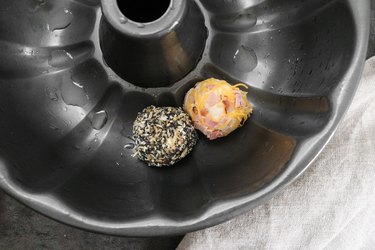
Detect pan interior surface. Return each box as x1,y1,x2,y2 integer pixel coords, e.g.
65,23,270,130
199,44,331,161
0,0,367,236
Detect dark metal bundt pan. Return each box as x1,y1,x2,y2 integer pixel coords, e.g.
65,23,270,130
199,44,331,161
0,0,369,236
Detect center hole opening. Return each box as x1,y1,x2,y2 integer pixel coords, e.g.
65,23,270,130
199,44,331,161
117,0,171,23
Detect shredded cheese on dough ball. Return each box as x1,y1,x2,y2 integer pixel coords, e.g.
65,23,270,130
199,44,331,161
183,78,253,140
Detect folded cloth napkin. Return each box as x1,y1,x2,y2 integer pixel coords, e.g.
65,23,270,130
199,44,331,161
178,57,375,250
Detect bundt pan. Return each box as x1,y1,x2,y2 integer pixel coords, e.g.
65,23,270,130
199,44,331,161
0,0,369,236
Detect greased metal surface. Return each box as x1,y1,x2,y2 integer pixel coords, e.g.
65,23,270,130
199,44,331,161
0,0,369,236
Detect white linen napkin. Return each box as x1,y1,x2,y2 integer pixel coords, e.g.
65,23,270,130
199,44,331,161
178,57,375,250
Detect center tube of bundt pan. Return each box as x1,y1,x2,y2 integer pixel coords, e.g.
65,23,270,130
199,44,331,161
100,0,207,88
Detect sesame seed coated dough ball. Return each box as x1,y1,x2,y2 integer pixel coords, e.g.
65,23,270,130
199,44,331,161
133,106,198,167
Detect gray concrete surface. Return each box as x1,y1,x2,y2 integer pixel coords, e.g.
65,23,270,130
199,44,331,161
368,0,375,59
0,190,182,250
